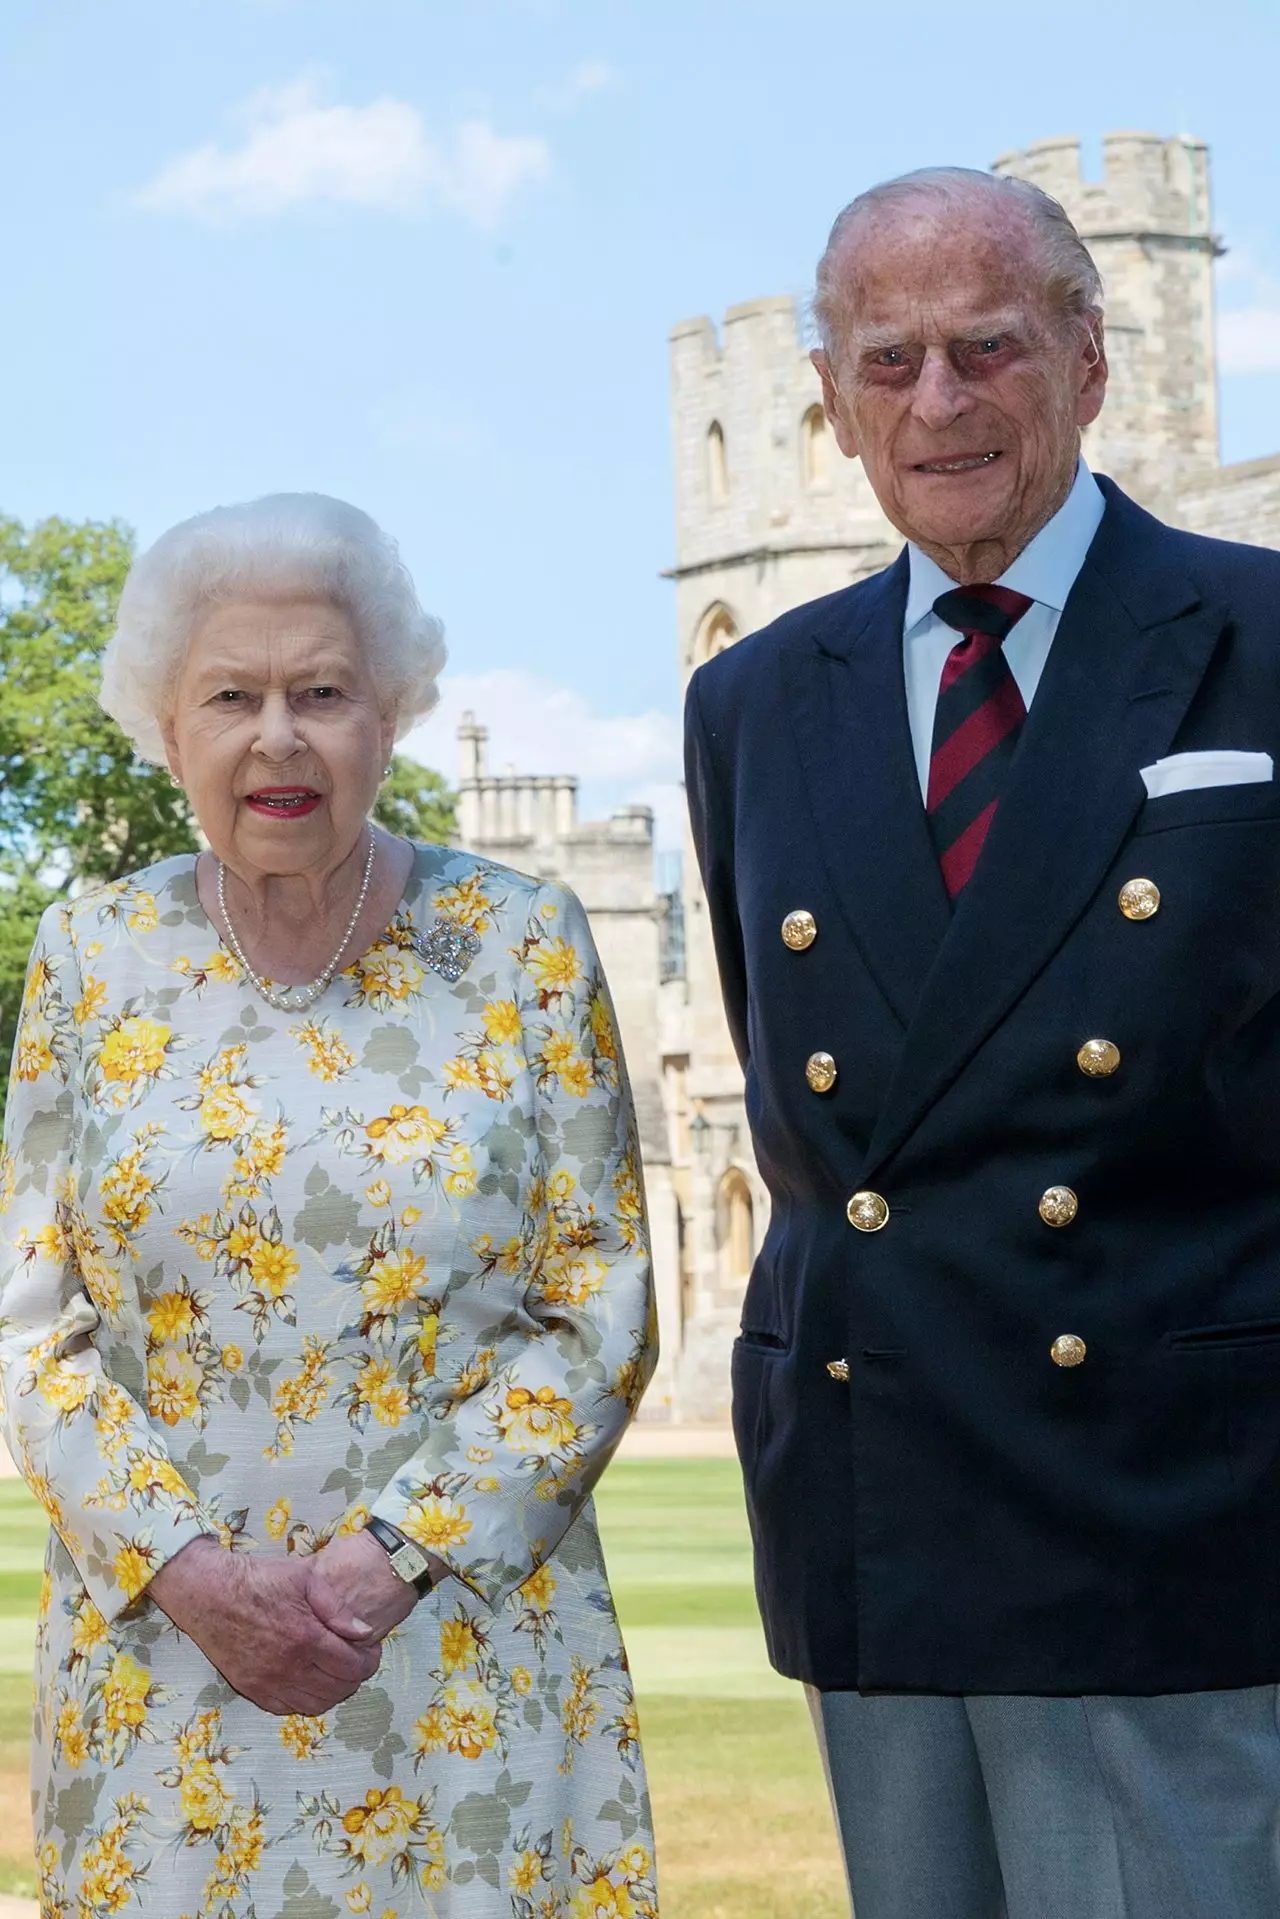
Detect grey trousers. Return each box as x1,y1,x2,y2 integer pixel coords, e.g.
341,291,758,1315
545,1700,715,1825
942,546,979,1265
807,1685,1280,1919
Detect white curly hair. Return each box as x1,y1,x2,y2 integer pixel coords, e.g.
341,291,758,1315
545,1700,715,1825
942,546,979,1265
100,493,447,763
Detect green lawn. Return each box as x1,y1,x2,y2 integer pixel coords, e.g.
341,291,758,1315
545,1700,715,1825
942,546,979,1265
0,1463,847,1916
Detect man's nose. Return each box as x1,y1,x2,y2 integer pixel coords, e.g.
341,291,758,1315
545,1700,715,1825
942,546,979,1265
911,348,971,431
254,693,303,761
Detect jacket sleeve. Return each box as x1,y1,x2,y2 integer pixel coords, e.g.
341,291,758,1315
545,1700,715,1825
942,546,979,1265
368,880,658,1607
0,904,215,1625
684,664,750,1070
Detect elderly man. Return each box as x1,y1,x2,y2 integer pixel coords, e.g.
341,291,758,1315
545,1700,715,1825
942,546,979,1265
684,168,1280,1918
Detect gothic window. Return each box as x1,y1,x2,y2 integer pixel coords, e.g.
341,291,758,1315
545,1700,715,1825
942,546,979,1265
707,420,729,501
694,603,739,666
721,1169,754,1283
803,404,831,489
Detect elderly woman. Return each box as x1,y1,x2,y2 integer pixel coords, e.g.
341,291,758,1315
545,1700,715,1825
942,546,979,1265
0,494,659,1919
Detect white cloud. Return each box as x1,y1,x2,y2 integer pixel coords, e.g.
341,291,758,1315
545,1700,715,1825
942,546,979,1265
1218,305,1280,375
535,59,617,112
132,76,549,227
398,668,685,851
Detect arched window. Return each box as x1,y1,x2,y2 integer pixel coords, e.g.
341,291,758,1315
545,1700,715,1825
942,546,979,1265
803,404,831,489
707,420,728,502
721,1169,754,1283
693,603,739,666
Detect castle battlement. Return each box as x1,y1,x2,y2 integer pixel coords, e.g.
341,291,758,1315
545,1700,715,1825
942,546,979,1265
993,132,1215,244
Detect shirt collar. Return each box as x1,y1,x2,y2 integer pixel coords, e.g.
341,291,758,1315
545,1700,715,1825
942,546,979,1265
904,460,1106,635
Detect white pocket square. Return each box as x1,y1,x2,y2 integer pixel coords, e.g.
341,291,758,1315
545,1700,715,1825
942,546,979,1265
1140,750,1274,799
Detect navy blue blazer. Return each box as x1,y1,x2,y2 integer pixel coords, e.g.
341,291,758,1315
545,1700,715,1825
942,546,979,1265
685,477,1280,1694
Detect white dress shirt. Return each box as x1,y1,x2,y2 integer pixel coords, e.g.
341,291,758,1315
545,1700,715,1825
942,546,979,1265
902,462,1106,797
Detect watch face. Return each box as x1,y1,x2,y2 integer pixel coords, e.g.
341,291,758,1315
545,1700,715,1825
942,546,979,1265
391,1541,429,1585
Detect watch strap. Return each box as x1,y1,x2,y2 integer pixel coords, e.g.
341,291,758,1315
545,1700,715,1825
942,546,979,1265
364,1514,434,1593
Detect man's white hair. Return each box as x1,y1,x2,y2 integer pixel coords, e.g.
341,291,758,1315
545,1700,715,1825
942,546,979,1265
100,493,447,763
813,166,1104,358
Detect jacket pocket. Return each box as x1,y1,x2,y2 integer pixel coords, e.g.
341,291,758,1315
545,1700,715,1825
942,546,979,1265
1169,1317,1280,1351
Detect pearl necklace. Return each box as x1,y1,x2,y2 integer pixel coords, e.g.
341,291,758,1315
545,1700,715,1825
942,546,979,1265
216,830,377,1013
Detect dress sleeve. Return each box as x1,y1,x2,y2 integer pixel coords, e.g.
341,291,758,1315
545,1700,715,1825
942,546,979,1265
0,903,215,1624
369,880,658,1606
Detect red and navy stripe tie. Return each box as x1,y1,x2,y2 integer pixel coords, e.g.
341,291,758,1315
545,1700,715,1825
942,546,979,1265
927,584,1034,899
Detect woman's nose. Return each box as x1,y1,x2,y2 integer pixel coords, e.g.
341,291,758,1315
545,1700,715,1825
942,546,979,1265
253,693,303,761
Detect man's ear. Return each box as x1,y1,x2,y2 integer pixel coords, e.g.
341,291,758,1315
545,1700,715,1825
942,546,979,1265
1076,317,1108,430
810,348,860,458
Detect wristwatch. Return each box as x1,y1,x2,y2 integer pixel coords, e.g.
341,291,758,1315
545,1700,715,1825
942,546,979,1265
364,1514,435,1594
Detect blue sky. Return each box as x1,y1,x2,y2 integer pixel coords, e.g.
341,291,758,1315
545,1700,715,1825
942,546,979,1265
3,0,1279,848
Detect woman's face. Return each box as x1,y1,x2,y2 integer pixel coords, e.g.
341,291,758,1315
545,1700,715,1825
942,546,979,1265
162,597,395,882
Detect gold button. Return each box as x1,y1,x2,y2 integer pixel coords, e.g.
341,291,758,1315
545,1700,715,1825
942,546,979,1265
1077,1038,1121,1078
1039,1186,1079,1228
1050,1334,1087,1369
847,1190,890,1232
781,909,817,951
826,1358,850,1382
1119,878,1160,921
806,1051,837,1093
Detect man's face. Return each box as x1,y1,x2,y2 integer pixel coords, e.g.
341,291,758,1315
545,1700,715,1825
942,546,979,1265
811,202,1107,567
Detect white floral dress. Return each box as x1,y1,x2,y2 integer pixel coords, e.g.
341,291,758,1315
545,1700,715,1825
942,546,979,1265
0,845,658,1919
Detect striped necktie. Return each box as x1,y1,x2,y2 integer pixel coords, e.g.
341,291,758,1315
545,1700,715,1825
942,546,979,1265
927,584,1034,899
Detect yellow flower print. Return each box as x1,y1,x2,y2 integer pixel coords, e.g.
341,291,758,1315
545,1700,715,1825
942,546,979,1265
570,1873,636,1919
225,1222,261,1265
180,1756,233,1833
439,1617,480,1673
73,975,109,1026
113,1542,159,1602
402,1494,471,1554
37,1356,95,1417
466,1445,493,1464
510,1849,546,1894
442,1683,498,1760
365,1179,392,1208
265,1497,291,1539
483,999,522,1046
203,948,240,984
520,1564,557,1614
497,1384,580,1454
126,892,159,932
443,1055,483,1092
200,1082,258,1142
350,946,424,1003
541,1032,578,1075
527,937,582,998
147,1346,203,1426
248,1238,299,1298
412,1706,447,1756
222,1344,244,1373
227,1803,265,1873
55,1696,89,1769
401,1204,421,1226
362,1247,428,1318
148,1291,196,1344
539,1248,608,1310
71,1598,110,1662
351,1356,409,1428
443,1143,477,1198
433,870,498,934
559,1058,592,1099
365,1103,448,1167
347,1886,373,1914
291,1016,357,1082
102,1652,153,1735
474,1476,500,1493
511,1665,533,1695
99,1015,171,1085
280,1712,329,1759
14,1020,55,1081
589,990,618,1062
340,1785,417,1867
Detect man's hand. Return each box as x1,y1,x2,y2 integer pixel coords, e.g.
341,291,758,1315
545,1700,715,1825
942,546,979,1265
307,1530,420,1646
148,1537,383,1715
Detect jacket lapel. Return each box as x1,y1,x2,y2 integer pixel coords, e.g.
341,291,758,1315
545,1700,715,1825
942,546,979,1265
784,552,951,1028
858,480,1227,1180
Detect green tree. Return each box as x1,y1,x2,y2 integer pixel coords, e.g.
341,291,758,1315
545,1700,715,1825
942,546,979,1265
373,754,457,845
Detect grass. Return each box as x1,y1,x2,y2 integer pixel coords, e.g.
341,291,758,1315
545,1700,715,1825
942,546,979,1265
0,1462,847,1915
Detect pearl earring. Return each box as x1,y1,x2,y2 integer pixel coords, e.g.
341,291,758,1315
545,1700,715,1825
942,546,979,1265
169,774,182,790
383,765,393,779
